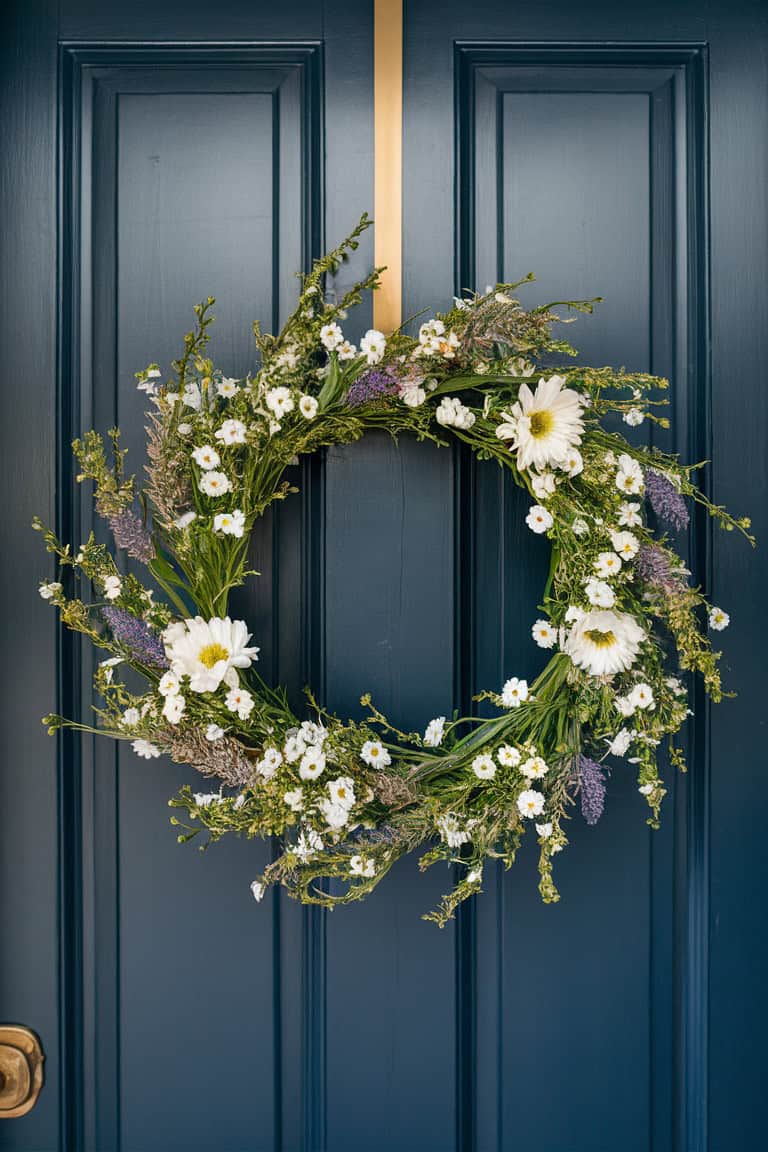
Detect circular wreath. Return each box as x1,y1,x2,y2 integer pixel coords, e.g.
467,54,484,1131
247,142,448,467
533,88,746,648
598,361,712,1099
36,215,751,925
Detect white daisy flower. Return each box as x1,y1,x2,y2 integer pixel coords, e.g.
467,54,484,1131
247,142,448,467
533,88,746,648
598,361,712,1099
594,551,622,578
521,755,548,780
164,616,259,693
162,693,186,725
532,619,557,648
213,510,246,538
572,517,589,536
623,408,645,426
618,502,642,528
629,682,655,710
559,447,584,477
531,471,557,501
501,677,529,708
584,577,616,609
299,721,327,746
299,394,318,420
497,744,521,768
225,686,254,720
258,747,283,779
350,855,376,877
495,375,584,472
205,723,225,741
360,329,387,364
360,739,391,769
39,581,62,600
215,419,247,446
265,386,295,418
614,694,636,717
199,471,232,497
607,729,634,757
192,445,221,470
299,746,326,781
615,454,645,495
437,813,471,848
419,318,445,343
708,606,730,631
284,788,304,812
327,776,356,809
526,504,553,534
472,753,496,780
319,799,350,829
158,671,181,697
284,734,306,763
535,821,553,838
275,348,299,370
564,609,645,677
174,510,197,530
132,739,161,759
400,384,427,408
517,789,545,818
424,716,446,747
102,574,122,601
320,322,344,351
610,530,640,560
217,377,239,398
337,340,358,361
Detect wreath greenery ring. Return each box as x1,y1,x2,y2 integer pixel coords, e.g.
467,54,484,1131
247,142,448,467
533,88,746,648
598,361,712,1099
36,216,752,925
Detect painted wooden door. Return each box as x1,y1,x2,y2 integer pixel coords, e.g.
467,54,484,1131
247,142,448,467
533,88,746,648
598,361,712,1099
1,2,766,1151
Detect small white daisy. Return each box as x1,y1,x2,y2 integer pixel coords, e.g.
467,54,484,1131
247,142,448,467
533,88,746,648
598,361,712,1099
199,471,232,497
299,746,326,781
320,322,344,350
472,753,497,780
158,671,181,697
618,502,643,528
39,581,62,600
217,377,239,398
225,686,254,720
629,682,655,710
497,744,521,768
132,739,161,759
517,789,545,819
610,530,640,561
265,386,295,418
162,693,186,725
594,551,622,578
360,739,391,769
299,394,318,420
213,510,246,538
708,606,730,631
623,408,645,426
526,504,553,534
424,716,446,747
532,619,557,648
192,445,221,471
215,419,247,446
284,788,304,812
360,329,386,364
205,724,225,742
501,677,529,708
584,576,616,609
521,755,548,780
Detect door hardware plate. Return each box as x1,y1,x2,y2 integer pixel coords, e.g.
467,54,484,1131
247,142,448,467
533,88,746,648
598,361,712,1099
0,1027,44,1118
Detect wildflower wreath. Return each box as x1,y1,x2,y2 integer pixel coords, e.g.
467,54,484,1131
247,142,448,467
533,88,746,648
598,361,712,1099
36,216,752,925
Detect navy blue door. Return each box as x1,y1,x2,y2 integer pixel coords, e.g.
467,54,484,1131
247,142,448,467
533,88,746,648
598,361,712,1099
1,2,767,1151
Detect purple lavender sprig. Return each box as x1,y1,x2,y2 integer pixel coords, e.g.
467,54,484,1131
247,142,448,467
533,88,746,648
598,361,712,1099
346,368,399,407
578,756,606,826
102,606,169,668
644,469,689,531
636,544,686,593
108,510,156,562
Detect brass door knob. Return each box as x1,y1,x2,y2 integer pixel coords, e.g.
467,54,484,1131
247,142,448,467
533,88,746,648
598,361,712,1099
0,1027,44,1118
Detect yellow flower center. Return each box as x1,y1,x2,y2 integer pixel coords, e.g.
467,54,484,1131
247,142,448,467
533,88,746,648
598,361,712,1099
584,628,617,649
198,642,229,668
337,787,347,800
529,409,554,438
